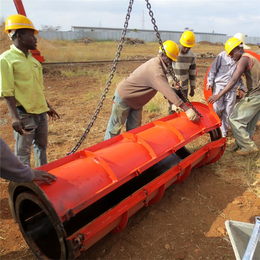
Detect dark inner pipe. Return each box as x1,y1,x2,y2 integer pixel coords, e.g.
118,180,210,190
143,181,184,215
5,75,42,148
63,147,190,236
16,195,63,259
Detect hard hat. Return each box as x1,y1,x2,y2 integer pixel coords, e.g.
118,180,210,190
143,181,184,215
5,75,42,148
5,14,39,34
180,31,196,48
225,37,242,56
233,33,251,49
159,40,179,61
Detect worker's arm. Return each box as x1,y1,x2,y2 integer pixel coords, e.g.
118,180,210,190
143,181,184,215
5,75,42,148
189,57,196,97
4,96,24,135
153,75,199,122
207,56,249,104
0,137,56,184
206,54,222,90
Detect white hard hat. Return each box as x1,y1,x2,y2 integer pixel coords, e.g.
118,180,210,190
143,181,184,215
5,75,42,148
233,33,251,49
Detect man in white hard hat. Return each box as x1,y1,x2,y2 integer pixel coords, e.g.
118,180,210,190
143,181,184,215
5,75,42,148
233,33,251,50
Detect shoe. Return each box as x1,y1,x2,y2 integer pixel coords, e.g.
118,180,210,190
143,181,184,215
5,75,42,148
236,148,259,155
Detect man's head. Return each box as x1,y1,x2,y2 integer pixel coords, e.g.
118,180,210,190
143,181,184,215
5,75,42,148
5,14,38,39
233,33,251,50
179,31,195,54
225,37,243,61
159,40,179,64
5,14,38,51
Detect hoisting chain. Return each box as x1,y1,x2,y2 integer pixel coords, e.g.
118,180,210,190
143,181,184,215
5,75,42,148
68,0,202,155
145,0,203,119
67,0,134,155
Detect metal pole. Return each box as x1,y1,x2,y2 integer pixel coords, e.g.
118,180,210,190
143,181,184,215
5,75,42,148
242,216,260,260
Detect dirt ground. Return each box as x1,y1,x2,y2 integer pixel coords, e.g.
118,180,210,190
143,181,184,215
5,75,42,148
0,54,260,260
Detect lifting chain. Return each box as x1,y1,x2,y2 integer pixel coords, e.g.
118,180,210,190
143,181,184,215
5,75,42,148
145,0,203,119
68,0,202,155
67,0,134,155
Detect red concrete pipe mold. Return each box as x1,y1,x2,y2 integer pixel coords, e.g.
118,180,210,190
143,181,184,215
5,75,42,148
8,102,226,259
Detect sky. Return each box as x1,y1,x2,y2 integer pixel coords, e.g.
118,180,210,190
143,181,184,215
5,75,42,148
1,0,260,37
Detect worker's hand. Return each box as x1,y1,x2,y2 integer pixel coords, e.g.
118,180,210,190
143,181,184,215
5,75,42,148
189,89,195,97
185,108,199,122
238,89,245,99
33,170,57,185
47,107,60,121
206,84,212,91
171,104,184,114
175,81,182,90
12,119,25,135
207,94,220,104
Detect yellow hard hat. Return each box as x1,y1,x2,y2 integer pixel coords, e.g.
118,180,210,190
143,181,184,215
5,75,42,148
225,37,242,56
5,14,39,34
159,40,179,61
180,31,196,48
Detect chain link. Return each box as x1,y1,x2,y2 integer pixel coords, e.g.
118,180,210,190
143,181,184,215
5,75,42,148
145,0,203,119
68,0,202,155
67,0,134,155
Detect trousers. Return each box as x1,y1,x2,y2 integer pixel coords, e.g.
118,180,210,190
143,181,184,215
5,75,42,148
14,106,48,167
213,87,237,137
104,90,142,140
229,95,260,150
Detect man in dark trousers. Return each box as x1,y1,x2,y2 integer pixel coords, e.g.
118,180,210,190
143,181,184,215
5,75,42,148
0,14,60,167
104,40,199,140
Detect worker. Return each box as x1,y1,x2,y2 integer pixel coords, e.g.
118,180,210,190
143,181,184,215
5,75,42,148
233,32,251,50
0,14,60,167
208,37,260,155
168,31,197,114
206,34,246,137
104,40,199,140
0,137,56,184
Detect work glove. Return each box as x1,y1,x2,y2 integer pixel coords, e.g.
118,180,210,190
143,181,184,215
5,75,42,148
185,108,199,122
171,104,184,114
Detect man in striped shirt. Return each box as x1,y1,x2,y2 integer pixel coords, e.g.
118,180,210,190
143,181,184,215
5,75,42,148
168,31,197,114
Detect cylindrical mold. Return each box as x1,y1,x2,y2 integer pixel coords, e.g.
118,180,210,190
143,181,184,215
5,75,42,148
8,102,226,259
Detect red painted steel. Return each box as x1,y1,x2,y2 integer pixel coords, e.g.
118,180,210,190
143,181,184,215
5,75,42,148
8,102,226,259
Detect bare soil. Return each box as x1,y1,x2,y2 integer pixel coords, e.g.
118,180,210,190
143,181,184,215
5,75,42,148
0,56,260,260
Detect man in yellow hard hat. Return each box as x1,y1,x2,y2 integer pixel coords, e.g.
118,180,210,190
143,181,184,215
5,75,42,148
167,31,197,114
208,37,260,155
104,40,199,140
0,14,60,167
